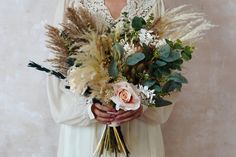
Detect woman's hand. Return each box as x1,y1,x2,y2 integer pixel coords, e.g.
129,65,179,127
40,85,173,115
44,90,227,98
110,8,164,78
114,105,143,124
92,103,116,124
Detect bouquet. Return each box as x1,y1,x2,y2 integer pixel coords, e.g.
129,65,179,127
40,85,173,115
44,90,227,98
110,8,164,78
28,5,213,157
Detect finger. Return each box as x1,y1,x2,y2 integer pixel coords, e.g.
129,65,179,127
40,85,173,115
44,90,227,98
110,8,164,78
94,108,116,118
115,110,137,121
117,111,141,124
115,106,143,116
96,117,114,124
115,106,143,122
112,110,126,115
95,103,116,112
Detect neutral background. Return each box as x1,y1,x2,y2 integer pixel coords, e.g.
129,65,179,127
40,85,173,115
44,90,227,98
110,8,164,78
0,0,235,157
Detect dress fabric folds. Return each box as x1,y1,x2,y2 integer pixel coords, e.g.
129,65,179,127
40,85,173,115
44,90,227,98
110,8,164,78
47,0,178,156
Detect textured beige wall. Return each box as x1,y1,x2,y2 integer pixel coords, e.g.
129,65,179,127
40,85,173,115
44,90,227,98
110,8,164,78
163,0,236,157
0,0,58,156
0,0,235,157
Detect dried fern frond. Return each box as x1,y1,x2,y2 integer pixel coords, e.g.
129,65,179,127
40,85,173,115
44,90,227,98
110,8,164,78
46,7,107,75
151,5,214,43
63,7,106,43
67,30,113,100
45,25,69,75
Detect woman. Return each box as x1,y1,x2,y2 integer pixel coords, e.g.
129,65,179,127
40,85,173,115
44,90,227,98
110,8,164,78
47,0,179,156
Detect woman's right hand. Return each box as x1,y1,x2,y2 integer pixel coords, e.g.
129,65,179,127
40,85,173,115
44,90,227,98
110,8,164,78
91,103,117,124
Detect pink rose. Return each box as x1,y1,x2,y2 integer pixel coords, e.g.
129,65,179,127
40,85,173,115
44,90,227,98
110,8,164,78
110,82,141,111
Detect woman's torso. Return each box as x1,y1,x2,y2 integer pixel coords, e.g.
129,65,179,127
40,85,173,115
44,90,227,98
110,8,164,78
57,0,165,157
69,0,156,25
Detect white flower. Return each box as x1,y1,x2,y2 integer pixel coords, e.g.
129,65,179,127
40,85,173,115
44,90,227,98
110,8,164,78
155,39,167,48
139,29,154,45
119,39,126,46
67,66,96,95
123,42,136,57
138,85,156,104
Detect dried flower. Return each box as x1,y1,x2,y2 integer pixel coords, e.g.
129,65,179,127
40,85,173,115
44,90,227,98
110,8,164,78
138,85,156,104
123,42,136,58
139,29,154,45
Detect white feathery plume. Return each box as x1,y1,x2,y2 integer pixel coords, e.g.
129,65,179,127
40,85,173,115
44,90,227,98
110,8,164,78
152,4,215,43
180,19,214,42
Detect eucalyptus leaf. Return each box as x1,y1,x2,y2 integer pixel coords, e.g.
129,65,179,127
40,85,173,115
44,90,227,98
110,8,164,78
154,96,172,107
108,59,119,79
155,60,167,66
161,50,181,62
169,72,188,84
159,44,171,58
113,43,125,59
132,16,146,31
153,85,162,93
143,80,156,88
162,80,182,93
126,52,145,66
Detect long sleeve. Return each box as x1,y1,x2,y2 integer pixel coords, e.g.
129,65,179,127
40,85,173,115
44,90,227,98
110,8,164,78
46,0,95,126
139,92,180,124
47,75,96,126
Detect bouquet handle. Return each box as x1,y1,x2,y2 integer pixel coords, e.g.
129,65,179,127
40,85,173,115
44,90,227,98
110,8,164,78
93,123,130,157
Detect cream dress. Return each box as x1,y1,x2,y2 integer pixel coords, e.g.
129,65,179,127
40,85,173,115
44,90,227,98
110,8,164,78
47,0,179,156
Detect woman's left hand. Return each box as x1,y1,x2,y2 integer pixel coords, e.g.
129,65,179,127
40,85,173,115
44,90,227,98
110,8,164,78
113,105,143,124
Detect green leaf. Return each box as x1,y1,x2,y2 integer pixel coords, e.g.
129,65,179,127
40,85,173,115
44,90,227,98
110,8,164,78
143,80,156,88
158,68,171,76
173,39,183,49
132,16,146,31
169,72,188,84
126,52,145,66
159,44,171,58
154,96,172,107
161,50,181,62
185,46,193,54
153,85,162,93
168,59,183,71
165,39,174,47
142,43,152,61
162,80,182,93
182,46,193,61
182,52,192,61
155,60,167,66
142,43,151,53
113,43,124,59
108,59,119,79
